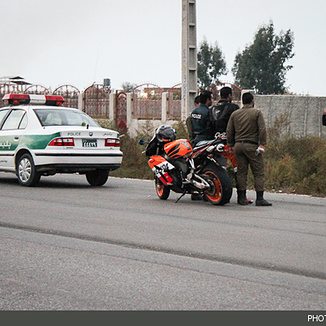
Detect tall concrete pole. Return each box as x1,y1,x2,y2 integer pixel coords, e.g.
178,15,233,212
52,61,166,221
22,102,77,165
181,0,197,120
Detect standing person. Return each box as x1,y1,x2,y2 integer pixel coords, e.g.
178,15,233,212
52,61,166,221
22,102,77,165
188,91,213,201
210,86,240,169
191,90,213,146
209,86,239,137
186,95,201,144
226,92,272,206
209,86,253,204
194,95,200,108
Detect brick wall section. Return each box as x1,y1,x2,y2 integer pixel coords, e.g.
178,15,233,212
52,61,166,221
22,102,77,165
255,95,326,139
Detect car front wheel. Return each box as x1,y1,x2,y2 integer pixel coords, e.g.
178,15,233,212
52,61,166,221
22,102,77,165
17,153,41,187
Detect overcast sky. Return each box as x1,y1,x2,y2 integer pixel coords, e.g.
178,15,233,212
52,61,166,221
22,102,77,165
1,0,325,96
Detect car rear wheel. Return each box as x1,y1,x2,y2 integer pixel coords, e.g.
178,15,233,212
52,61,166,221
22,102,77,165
86,169,109,186
17,153,41,187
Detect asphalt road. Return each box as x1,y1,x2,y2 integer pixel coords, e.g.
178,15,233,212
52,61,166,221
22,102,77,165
0,172,325,310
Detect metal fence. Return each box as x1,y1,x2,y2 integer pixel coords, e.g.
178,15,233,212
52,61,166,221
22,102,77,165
167,83,182,120
2,80,324,139
132,83,163,120
83,84,111,118
53,85,80,108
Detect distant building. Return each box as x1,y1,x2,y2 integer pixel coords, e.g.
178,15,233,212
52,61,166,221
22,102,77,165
0,76,32,93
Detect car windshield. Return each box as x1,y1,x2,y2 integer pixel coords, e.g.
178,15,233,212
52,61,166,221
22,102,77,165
34,108,100,127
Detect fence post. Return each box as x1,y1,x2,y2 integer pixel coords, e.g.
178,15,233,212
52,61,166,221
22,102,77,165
78,92,84,111
162,92,168,123
126,92,133,131
109,93,116,121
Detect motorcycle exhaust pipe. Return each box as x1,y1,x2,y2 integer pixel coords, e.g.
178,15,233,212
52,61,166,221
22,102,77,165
191,174,210,190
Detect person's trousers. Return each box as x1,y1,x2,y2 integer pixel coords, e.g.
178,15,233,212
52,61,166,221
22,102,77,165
234,142,265,192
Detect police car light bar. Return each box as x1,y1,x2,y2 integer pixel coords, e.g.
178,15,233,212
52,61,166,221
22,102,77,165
2,94,65,106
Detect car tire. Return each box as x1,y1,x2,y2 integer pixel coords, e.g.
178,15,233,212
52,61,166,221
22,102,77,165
86,169,109,186
17,153,41,187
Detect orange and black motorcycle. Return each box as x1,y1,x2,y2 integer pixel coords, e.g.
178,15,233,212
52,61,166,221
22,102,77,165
141,125,233,205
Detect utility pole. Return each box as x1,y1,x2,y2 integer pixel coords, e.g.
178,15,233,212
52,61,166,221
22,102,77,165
181,0,197,120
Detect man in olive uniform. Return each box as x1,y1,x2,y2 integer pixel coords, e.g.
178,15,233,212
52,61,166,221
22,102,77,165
227,92,272,206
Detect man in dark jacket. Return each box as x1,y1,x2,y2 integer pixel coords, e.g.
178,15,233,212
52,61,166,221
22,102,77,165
227,92,272,206
191,90,213,145
209,86,239,138
189,91,213,201
210,86,240,174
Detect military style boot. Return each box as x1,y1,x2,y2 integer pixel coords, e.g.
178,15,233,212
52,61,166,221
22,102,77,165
237,190,248,205
235,173,253,204
255,191,272,206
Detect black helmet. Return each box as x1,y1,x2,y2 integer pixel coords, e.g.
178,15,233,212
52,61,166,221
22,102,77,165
156,125,176,142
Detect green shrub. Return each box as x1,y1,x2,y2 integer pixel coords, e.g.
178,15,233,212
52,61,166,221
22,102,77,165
111,133,154,180
172,120,189,139
264,136,326,196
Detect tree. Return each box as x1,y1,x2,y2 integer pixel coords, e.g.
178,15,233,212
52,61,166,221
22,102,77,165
232,22,294,94
197,39,227,90
121,82,137,92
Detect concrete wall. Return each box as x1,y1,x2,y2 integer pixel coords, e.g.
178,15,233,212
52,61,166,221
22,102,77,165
108,92,326,139
255,95,326,139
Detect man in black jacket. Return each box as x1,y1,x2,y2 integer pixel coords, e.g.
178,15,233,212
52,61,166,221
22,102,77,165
209,86,239,138
189,91,213,201
191,90,213,145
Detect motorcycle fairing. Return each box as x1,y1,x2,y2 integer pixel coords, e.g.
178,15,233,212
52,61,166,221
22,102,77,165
164,139,192,159
148,155,175,185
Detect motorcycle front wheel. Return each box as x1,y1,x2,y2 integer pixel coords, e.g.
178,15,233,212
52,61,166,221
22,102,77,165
202,164,233,205
154,176,170,200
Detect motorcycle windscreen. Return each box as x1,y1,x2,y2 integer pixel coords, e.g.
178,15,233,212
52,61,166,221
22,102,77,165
148,155,175,185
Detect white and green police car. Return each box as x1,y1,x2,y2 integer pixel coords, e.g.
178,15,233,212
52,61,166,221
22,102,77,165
0,94,123,186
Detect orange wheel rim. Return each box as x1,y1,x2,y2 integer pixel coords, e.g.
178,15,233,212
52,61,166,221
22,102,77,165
204,171,222,202
156,182,164,196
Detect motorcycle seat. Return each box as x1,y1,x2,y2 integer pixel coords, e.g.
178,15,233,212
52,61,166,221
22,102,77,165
193,139,215,150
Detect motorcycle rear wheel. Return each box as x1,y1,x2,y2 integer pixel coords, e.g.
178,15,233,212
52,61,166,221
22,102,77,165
202,164,233,205
154,176,170,200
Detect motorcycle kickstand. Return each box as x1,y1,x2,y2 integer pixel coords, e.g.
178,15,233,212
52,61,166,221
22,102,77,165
175,191,187,203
